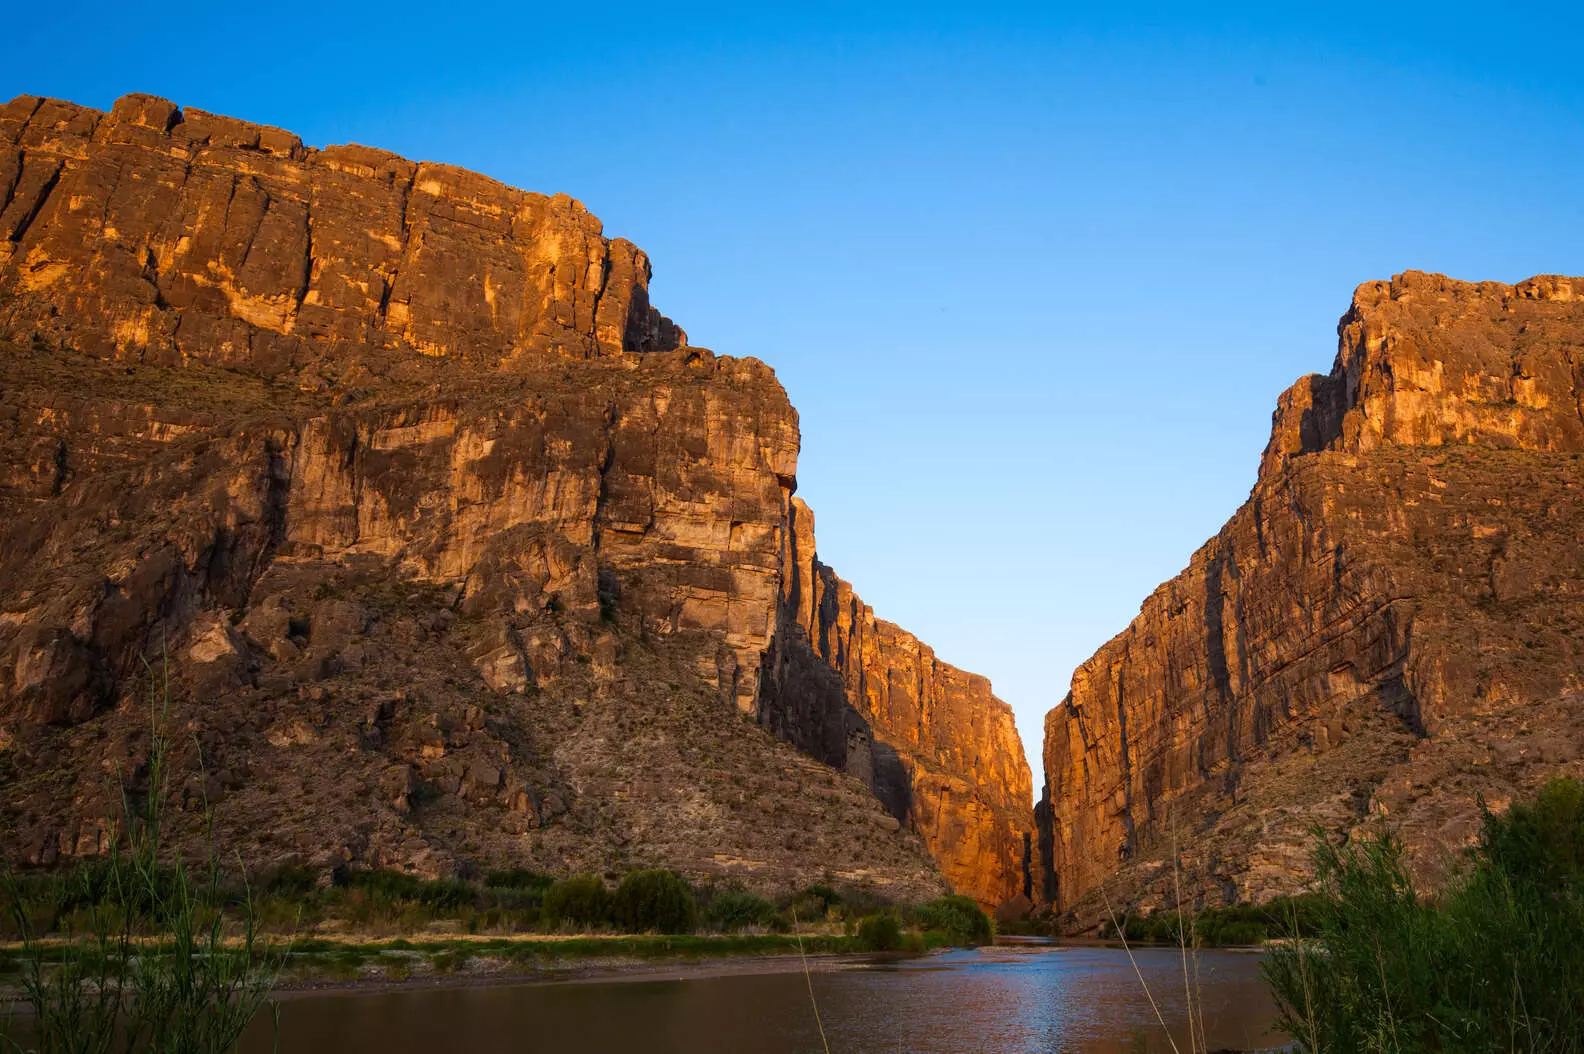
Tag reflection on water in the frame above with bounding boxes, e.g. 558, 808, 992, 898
241, 945, 1285, 1053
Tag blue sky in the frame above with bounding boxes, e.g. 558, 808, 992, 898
10, 3, 1583, 789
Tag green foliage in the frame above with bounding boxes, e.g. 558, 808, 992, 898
855, 912, 904, 952
916, 894, 994, 946
1098, 894, 1328, 947
483, 868, 553, 893
0, 655, 279, 1054
702, 887, 779, 932
793, 884, 842, 913
1481, 777, 1584, 894
258, 865, 317, 899
540, 874, 614, 930
337, 869, 478, 912
1264, 778, 1584, 1053
612, 870, 697, 934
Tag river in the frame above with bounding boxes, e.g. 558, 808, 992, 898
240, 943, 1287, 1053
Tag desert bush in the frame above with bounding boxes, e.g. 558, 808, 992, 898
483, 868, 553, 893
257, 864, 317, 900
702, 887, 778, 932
1099, 893, 1327, 947
855, 912, 903, 952
1265, 778, 1584, 1053
0, 656, 279, 1053
338, 869, 478, 912
790, 884, 842, 914
917, 894, 994, 946
612, 869, 697, 934
540, 874, 614, 929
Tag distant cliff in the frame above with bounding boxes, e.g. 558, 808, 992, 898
1039, 272, 1584, 925
0, 93, 1030, 905
759, 499, 1032, 908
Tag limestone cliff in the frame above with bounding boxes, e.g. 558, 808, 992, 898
0, 92, 1029, 903
1039, 272, 1584, 926
757, 499, 1032, 909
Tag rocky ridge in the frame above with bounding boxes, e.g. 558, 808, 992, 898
0, 93, 1030, 906
1037, 271, 1584, 927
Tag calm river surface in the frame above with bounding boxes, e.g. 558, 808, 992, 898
240, 944, 1286, 1053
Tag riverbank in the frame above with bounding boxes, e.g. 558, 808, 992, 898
0, 930, 950, 1008
270, 931, 888, 991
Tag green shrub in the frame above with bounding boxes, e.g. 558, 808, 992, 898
541, 875, 614, 930
483, 868, 553, 893
1481, 776, 1584, 892
259, 865, 318, 899
0, 659, 279, 1052
855, 912, 903, 952
1099, 893, 1328, 947
917, 894, 993, 946
704, 887, 778, 932
613, 870, 697, 934
338, 869, 478, 912
1264, 778, 1584, 1053
792, 884, 842, 913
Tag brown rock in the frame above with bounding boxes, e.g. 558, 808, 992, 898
1039, 272, 1584, 928
758, 499, 1033, 909
0, 93, 1025, 904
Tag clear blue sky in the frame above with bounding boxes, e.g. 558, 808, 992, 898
10, 3, 1583, 790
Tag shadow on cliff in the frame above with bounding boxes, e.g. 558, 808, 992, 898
756, 614, 914, 826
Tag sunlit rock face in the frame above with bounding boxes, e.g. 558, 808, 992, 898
0, 93, 1029, 904
758, 499, 1033, 910
0, 93, 679, 366
1039, 272, 1584, 928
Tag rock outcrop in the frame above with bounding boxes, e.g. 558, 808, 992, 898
1039, 272, 1584, 926
0, 92, 1030, 904
758, 499, 1032, 908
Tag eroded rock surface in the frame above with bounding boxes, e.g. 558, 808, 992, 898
758, 499, 1032, 909
0, 93, 1029, 903
1039, 272, 1584, 927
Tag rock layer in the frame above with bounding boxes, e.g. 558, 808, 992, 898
758, 499, 1032, 908
1039, 272, 1584, 926
0, 93, 1029, 903
0, 93, 680, 369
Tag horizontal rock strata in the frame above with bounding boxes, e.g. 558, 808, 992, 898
758, 499, 1032, 909
1039, 271, 1584, 926
0, 93, 1030, 903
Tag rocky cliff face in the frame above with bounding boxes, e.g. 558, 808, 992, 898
1039, 272, 1584, 926
757, 499, 1032, 908
0, 92, 1029, 904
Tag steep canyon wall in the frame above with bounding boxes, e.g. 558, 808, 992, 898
0, 93, 1029, 904
1039, 272, 1584, 924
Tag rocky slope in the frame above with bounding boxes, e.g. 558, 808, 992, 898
1038, 271, 1584, 926
0, 92, 1030, 905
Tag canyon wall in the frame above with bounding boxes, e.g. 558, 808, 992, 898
0, 92, 1028, 904
758, 499, 1032, 908
1039, 272, 1584, 925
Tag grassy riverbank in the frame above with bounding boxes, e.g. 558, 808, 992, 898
0, 930, 920, 994
1, 866, 991, 994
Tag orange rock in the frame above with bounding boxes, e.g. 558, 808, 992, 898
0, 92, 1025, 902
1039, 273, 1584, 927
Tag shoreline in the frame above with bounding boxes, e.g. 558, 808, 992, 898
0, 938, 963, 1013
267, 949, 897, 1000
1, 933, 1272, 1010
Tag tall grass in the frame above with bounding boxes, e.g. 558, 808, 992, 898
1, 654, 280, 1054
1265, 778, 1584, 1053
